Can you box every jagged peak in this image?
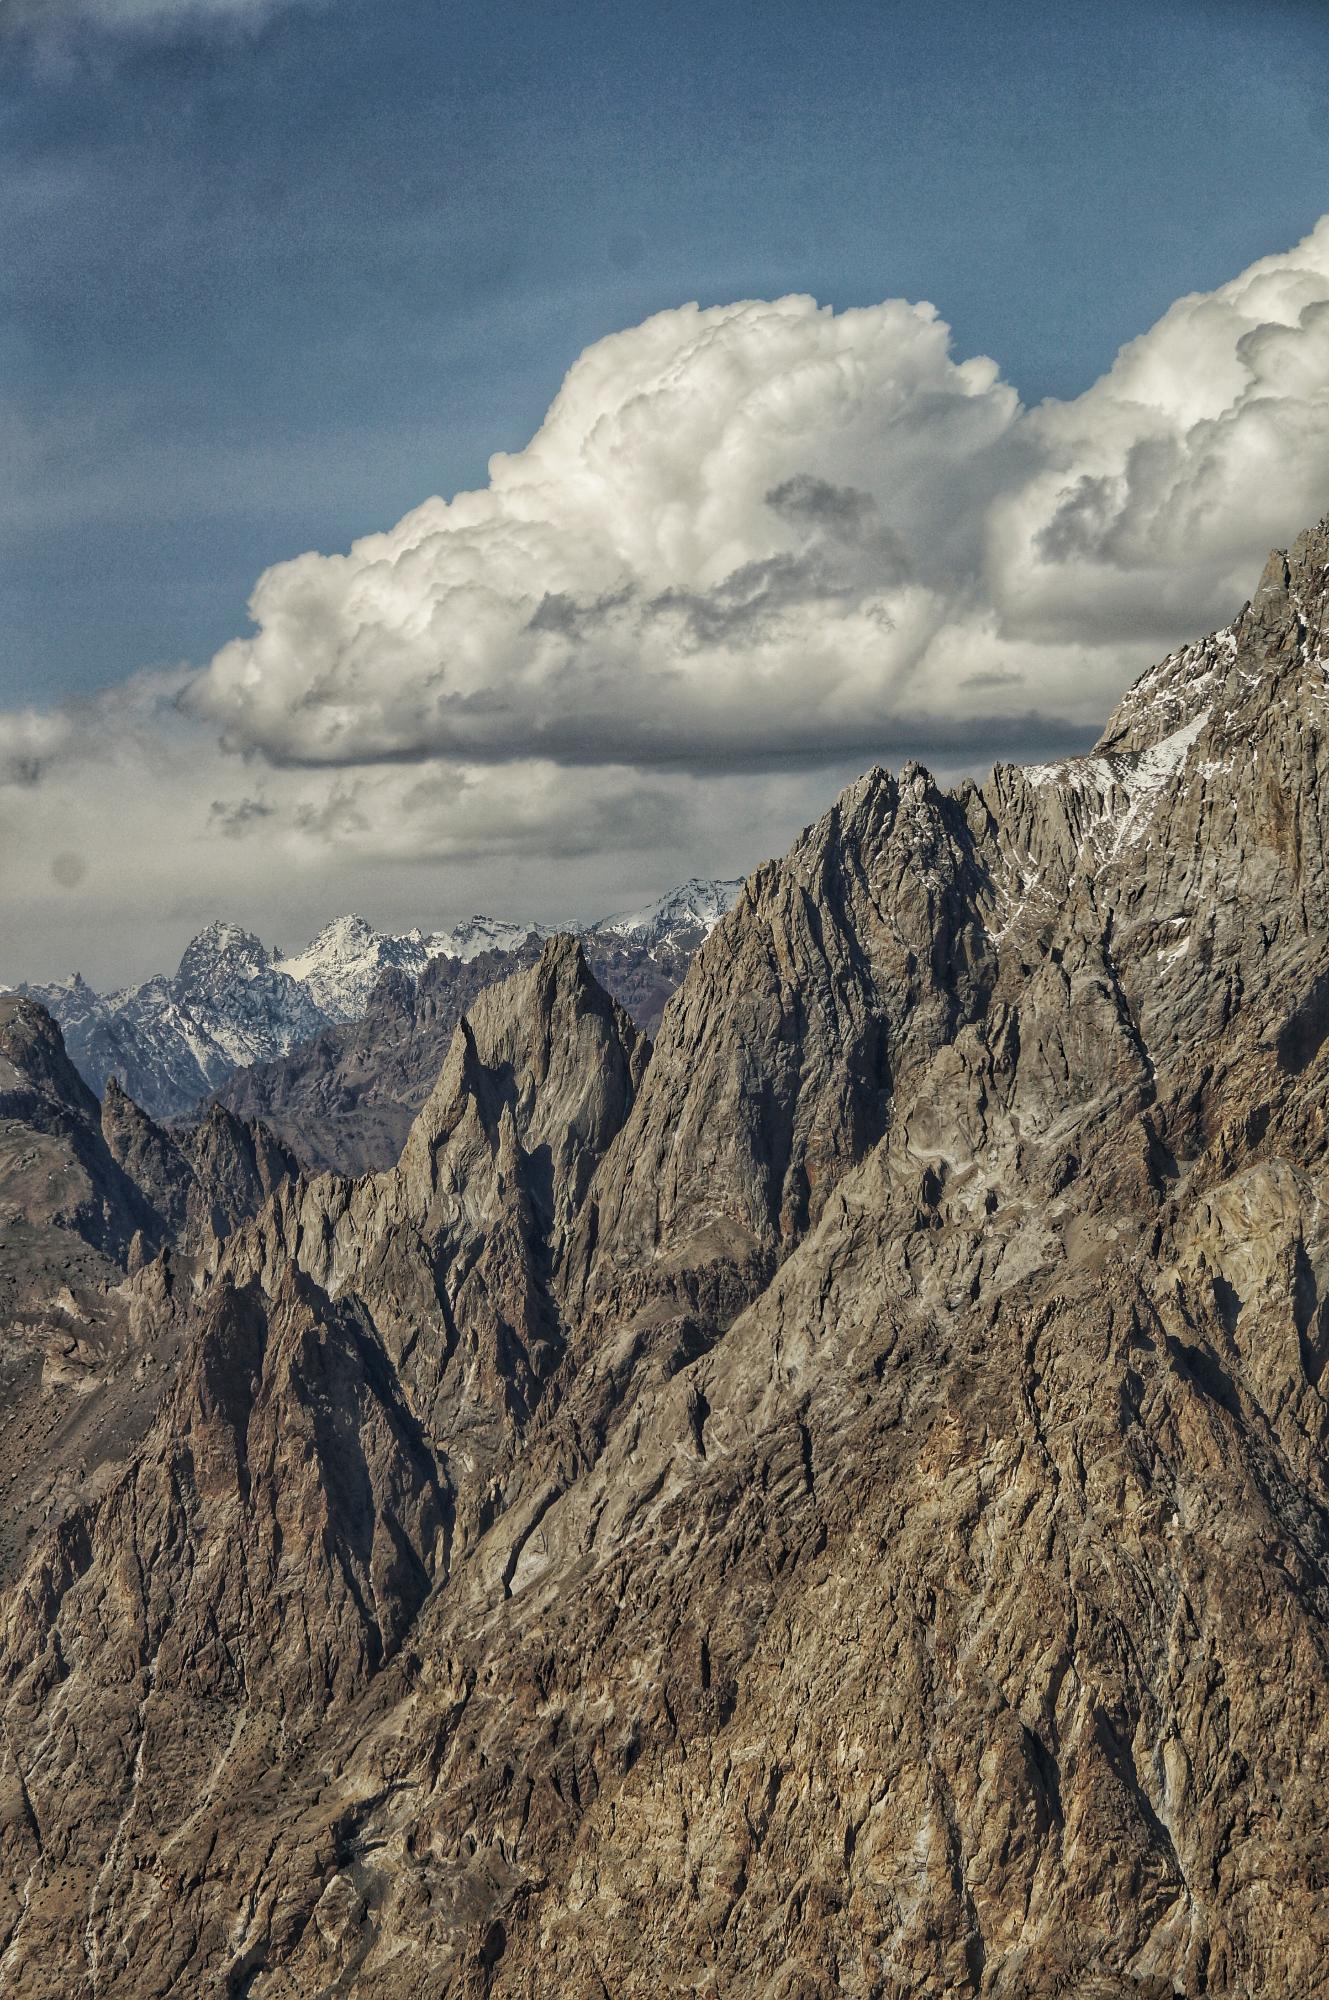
[535,930,589,977]
[785,759,956,884]
[592,877,743,942]
[1245,516,1329,642]
[1285,511,1329,578]
[185,919,265,951]
[177,920,271,984]
[194,1096,246,1135]
[0,992,99,1118]
[789,763,890,852]
[402,932,642,1185]
[307,910,373,942]
[403,1013,490,1160]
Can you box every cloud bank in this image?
[4,216,1329,982]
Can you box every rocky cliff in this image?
[0,998,299,1585]
[2,527,1329,1995]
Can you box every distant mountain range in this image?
[11,880,742,1120]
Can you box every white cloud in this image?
[0,669,714,986]
[5,216,1329,983]
[191,294,1025,767]
[988,225,1329,645]
[189,216,1329,778]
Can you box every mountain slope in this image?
[0,998,300,1583]
[2,526,1329,1995]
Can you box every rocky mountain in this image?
[18,882,740,1124]
[214,924,716,1176]
[0,996,299,1582]
[2,525,1329,1995]
[592,874,743,949]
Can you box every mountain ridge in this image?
[15,878,742,1123]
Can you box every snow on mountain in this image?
[590,878,742,949]
[22,923,329,1118]
[425,915,548,963]
[274,914,436,1022]
[18,879,739,1119]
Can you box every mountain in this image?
[428,912,549,961]
[20,922,328,1121]
[18,883,740,1124]
[271,912,439,1019]
[588,875,743,949]
[275,913,552,1014]
[2,525,1329,1995]
[0,995,299,1580]
[214,925,721,1176]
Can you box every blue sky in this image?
[6,0,1328,707]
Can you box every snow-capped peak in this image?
[592,878,743,947]
[426,915,548,963]
[273,913,426,1021]
[177,922,271,987]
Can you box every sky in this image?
[2,0,1329,985]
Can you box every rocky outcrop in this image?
[561,761,996,1354]
[3,526,1329,1995]
[1,998,159,1279]
[180,1101,302,1249]
[0,1267,447,1994]
[220,938,647,1499]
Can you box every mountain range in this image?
[11,880,741,1123]
[1,524,1328,1994]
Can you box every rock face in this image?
[3,527,1329,1996]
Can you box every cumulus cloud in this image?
[5,217,1329,982]
[187,216,1329,780]
[190,294,1024,768]
[989,232,1329,644]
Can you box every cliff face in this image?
[3,525,1329,1997]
